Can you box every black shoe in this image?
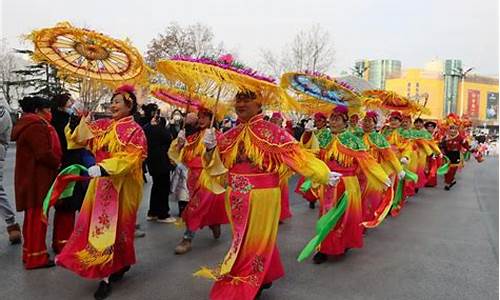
[255,282,273,299]
[313,252,328,264]
[94,281,111,300]
[209,225,221,240]
[109,266,130,283]
[449,181,457,188]
[309,202,316,209]
[29,259,56,270]
[444,185,450,191]
[415,188,419,194]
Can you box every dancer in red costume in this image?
[440,114,469,190]
[169,108,229,254]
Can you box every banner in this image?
[486,92,498,120]
[467,89,480,118]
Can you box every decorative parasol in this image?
[280,71,363,115]
[28,22,151,87]
[150,84,229,120]
[156,54,299,122]
[362,90,430,116]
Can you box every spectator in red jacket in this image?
[11,96,61,269]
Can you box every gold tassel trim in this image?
[76,244,114,267]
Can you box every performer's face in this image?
[362,117,375,133]
[390,117,401,129]
[329,114,346,133]
[110,94,132,120]
[401,118,411,130]
[414,121,424,130]
[314,118,326,129]
[235,97,261,121]
[350,116,359,127]
[425,125,436,134]
[448,125,459,136]
[270,117,283,126]
[197,113,211,129]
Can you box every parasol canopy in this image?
[156,54,298,111]
[28,22,151,87]
[362,90,430,116]
[150,84,229,120]
[280,71,363,115]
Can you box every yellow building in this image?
[386,68,499,125]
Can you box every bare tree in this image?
[69,78,112,112]
[259,49,289,79]
[145,22,225,67]
[0,40,26,107]
[260,24,335,78]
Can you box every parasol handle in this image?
[210,86,222,128]
[182,97,192,130]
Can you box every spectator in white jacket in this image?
[0,104,21,244]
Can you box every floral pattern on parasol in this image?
[281,71,363,114]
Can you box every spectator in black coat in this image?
[144,116,176,223]
[50,94,93,253]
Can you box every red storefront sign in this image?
[467,89,480,118]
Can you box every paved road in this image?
[0,147,498,300]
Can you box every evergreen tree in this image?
[10,49,69,99]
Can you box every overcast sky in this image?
[1,0,498,76]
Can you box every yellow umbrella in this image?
[150,84,230,121]
[362,90,430,116]
[28,21,151,87]
[156,54,299,119]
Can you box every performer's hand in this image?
[177,129,186,146]
[304,120,315,132]
[384,178,393,189]
[327,171,342,186]
[72,100,85,116]
[88,165,102,177]
[400,157,409,165]
[203,128,217,150]
[384,178,392,188]
[398,170,406,180]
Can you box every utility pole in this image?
[453,66,474,116]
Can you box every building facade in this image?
[385,63,498,125]
[355,59,402,89]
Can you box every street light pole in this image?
[457,67,474,116]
